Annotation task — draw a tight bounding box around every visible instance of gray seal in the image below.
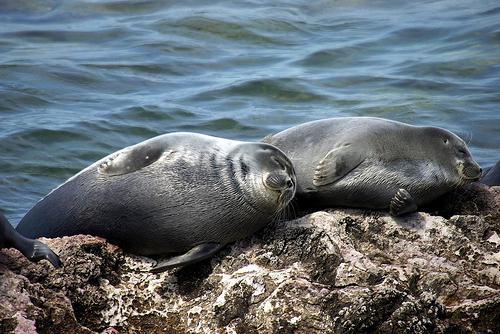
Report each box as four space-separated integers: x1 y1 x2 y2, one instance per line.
16 133 296 272
0 211 61 267
264 117 482 216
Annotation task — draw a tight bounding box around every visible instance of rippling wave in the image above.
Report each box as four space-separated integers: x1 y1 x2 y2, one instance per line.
1 0 499 223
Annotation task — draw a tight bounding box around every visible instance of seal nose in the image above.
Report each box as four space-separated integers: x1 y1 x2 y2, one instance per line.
470 164 482 180
459 161 482 181
265 173 294 192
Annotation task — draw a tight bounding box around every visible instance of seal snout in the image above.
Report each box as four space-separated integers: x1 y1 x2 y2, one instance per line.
263 171 296 208
278 180 296 208
264 172 294 191
459 161 482 181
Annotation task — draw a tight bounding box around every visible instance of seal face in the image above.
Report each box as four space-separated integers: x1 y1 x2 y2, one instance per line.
264 117 481 216
16 133 296 272
0 212 61 267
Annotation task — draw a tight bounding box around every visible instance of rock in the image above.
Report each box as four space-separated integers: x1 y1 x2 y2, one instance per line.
1 184 499 333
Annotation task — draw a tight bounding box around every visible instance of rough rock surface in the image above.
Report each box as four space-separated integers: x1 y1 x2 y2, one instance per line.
1 184 499 334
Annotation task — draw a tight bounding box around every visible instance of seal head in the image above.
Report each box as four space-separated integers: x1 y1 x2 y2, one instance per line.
230 143 296 214
421 127 482 185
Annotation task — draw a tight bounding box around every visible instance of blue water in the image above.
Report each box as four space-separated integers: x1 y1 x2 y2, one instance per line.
1 0 499 224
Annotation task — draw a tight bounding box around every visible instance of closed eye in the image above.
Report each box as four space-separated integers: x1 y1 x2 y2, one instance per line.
272 156 286 171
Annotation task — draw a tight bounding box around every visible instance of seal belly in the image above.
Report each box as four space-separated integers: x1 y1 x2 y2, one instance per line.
309 159 449 209
302 160 397 209
17 162 232 255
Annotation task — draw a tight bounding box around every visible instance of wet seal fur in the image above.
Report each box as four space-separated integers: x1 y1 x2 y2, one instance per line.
264 117 481 216
0 211 61 267
16 133 296 272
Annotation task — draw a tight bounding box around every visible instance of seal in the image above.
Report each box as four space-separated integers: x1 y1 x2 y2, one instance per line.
263 117 482 215
16 132 296 272
0 211 61 267
481 160 500 186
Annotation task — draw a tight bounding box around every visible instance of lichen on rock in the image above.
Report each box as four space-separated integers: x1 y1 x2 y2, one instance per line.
1 184 499 333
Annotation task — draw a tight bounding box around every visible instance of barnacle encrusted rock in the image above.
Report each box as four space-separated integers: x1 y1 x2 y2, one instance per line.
1 184 498 333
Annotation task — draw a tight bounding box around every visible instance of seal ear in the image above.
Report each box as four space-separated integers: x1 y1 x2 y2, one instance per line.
313 145 364 187
150 242 222 273
98 141 166 176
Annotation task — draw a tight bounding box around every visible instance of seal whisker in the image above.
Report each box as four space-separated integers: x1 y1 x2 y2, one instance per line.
466 132 473 145
289 203 296 220
288 198 298 220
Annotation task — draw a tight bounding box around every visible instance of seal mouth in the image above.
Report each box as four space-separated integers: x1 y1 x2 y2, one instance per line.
262 171 296 210
277 187 295 209
460 174 481 181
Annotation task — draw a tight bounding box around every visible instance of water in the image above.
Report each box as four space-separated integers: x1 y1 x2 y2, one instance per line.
1 0 499 224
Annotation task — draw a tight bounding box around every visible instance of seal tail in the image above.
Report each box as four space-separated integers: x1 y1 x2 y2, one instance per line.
1 211 62 268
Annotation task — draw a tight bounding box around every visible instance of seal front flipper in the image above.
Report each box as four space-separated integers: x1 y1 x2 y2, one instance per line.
313 145 364 187
150 242 222 273
98 140 166 176
390 188 418 216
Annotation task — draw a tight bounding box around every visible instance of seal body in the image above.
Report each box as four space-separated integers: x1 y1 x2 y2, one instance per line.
0 212 61 267
264 117 481 215
17 133 295 270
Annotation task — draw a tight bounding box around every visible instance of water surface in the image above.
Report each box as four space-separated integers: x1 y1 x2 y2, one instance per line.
1 0 499 223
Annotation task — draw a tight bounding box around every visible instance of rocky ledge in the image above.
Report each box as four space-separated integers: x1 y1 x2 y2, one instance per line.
1 184 499 334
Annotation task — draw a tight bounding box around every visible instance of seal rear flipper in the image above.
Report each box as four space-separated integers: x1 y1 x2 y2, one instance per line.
30 240 62 267
1 212 62 268
150 242 222 273
98 140 166 176
313 145 364 187
14 236 62 268
390 188 418 216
